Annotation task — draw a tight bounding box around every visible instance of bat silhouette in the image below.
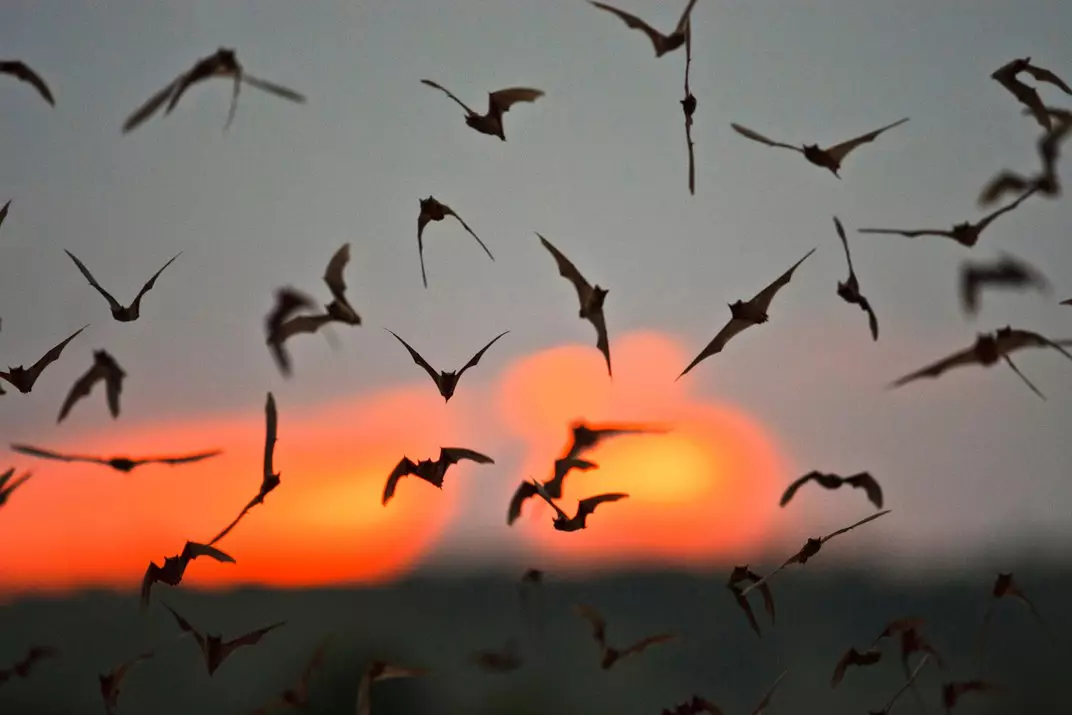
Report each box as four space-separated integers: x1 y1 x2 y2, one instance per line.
416 196 494 288
100 651 154 715
141 540 235 608
682 17 697 196
0 324 87 393
780 470 884 509
57 349 126 423
470 638 524 673
421 79 543 141
0 60 54 105
518 568 545 632
1061 298 1072 305
872 617 927 646
563 420 668 460
531 478 628 532
538 233 613 376
251 637 331 714
740 511 891 596
731 117 909 177
831 646 883 688
382 447 494 505
163 602 285 675
575 603 677 669
941 680 1000 713
833 217 878 340
727 565 776 637
11 443 221 473
506 456 597 525
869 653 932 715
0 199 9 230
265 287 319 377
0 467 32 510
65 250 180 322
978 572 1050 652
990 57 1071 131
751 669 789 715
0 646 57 686
678 248 815 379
959 252 1050 315
320 242 362 325
979 107 1072 205
888 326 1072 400
859 188 1036 248
661 695 726 715
588 0 700 57
357 660 427 715
210 393 279 545
385 328 509 401
123 47 304 134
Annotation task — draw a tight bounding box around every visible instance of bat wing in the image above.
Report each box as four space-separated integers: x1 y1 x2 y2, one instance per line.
382 457 418 505
420 78 476 115
977 171 1033 207
537 233 594 310
677 318 752 379
751 248 815 313
675 0 702 35
456 330 509 379
225 621 286 652
385 329 442 385
417 211 431 288
833 216 854 274
129 252 182 313
820 509 891 543
577 492 628 521
149 450 223 466
730 123 802 152
588 2 668 56
974 189 1036 232
685 113 696 195
11 443 104 465
182 541 237 564
241 74 306 103
823 117 909 164
619 633 677 659
439 447 495 467
442 205 494 260
0 60 55 105
778 472 818 507
888 344 981 388
749 669 788 715
587 309 613 377
858 295 879 341
262 391 278 481
122 76 182 133
274 314 334 342
574 604 608 647
960 266 982 315
507 480 539 525
845 472 884 509
323 243 359 320
162 602 206 650
66 250 122 313
730 587 761 636
858 227 953 239
57 361 107 424
998 328 1072 361
488 87 544 114
1001 355 1046 400
0 200 9 229
1002 75 1052 129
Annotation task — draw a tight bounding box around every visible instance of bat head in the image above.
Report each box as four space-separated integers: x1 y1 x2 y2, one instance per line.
94 350 124 373
215 48 240 70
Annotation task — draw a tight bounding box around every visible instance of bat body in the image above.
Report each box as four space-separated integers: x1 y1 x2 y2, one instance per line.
421 79 543 140
65 250 180 322
860 188 1036 248
731 118 909 177
11 442 221 473
163 603 285 675
0 60 54 105
382 447 494 505
0 325 88 393
506 456 597 525
57 349 126 423
100 652 154 715
959 253 1049 315
386 328 508 401
780 470 884 509
942 680 1000 713
833 217 878 340
531 479 628 531
0 646 58 686
979 108 1072 205
417 196 494 288
831 646 882 687
210 393 279 545
141 540 235 608
678 248 815 379
265 287 319 377
727 565 776 637
0 468 32 510
575 603 677 670
588 0 700 57
357 661 427 715
991 57 1071 131
123 48 304 134
682 18 696 195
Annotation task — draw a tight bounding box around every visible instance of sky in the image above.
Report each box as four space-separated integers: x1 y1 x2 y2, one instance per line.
1 0 1071 595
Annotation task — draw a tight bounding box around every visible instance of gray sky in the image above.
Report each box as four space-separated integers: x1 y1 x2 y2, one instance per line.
1 0 1071 585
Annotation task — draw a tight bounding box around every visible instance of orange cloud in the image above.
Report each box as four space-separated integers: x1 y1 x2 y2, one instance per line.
497 330 790 570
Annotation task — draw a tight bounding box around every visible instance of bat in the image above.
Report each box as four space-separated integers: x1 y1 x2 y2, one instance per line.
470 638 524 673
731 117 909 177
0 60 54 105
506 456 597 525
11 443 221 473
65 250 181 322
661 695 726 715
574 603 677 669
678 248 815 379
251 637 331 714
990 57 1071 131
57 349 126 423
941 680 1000 713
0 199 9 230
979 108 1072 205
141 540 235 608
357 660 427 715
740 511 891 596
321 242 362 325
382 447 494 505
682 18 697 195
751 669 788 715
0 646 57 686
959 252 1050 315
869 653 931 715
0 324 88 393
0 468 32 510
872 617 927 645
265 287 318 376
831 646 883 688
727 565 776 637
779 470 884 509
859 188 1037 247
416 196 494 288
210 393 280 545
888 325 1072 400
530 478 628 532
588 0 700 57
518 568 545 633
123 48 304 134
563 420 668 461
385 328 509 401
421 79 543 140
833 217 878 340
538 233 613 376
978 572 1051 652
1061 298 1072 305
163 602 285 675
268 243 363 346
99 651 154 715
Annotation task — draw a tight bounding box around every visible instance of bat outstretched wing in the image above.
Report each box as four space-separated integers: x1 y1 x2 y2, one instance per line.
148 450 223 466
275 314 334 342
752 248 816 313
65 251 123 313
750 669 788 715
225 621 286 652
538 233 594 309
974 188 1037 233
57 361 107 423
820 509 891 543
823 117 909 164
833 217 854 274
888 344 982 388
420 79 477 116
978 171 1033 207
0 61 55 105
1023 64 1072 94
588 309 613 377
620 633 677 659
323 243 360 320
858 227 954 239
162 602 206 649
443 205 494 260
439 447 495 467
845 472 884 509
382 457 418 505
778 472 818 507
574 604 608 647
241 74 306 103
588 2 666 55
1002 355 1046 400
182 541 236 564
129 252 182 313
123 76 183 133
507 480 539 525
677 318 752 379
577 492 628 521
730 123 802 152
488 87 544 114
456 331 509 379
24 325 89 390
385 329 441 385
11 443 104 465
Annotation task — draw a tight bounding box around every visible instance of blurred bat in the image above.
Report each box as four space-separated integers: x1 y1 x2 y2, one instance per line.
0 646 58 686
751 669 788 715
682 18 696 195
321 243 362 325
565 419 668 461
99 651 153 715
1061 298 1072 305
385 328 508 401
470 638 523 673
123 47 304 134
0 467 32 510
833 217 878 340
531 479 628 532
357 660 427 715
538 233 613 377
941 680 1000 713
978 572 1051 652
979 108 1072 205
991 57 1071 131
65 250 181 322
678 248 815 378
661 695 726 715
421 79 543 141
141 540 235 608
382 447 494 505
0 60 54 105
0 324 87 393
252 637 331 714
727 565 776 637
731 117 909 177
898 625 947 712
859 188 1036 247
507 457 597 525
210 393 279 545
959 252 1050 315
831 646 883 688
57 349 126 423
869 653 931 715
163 602 285 675
872 616 926 645
588 0 700 57
12 443 221 473
779 470 884 509
0 199 9 230
574 603 677 669
265 287 319 377
416 196 494 288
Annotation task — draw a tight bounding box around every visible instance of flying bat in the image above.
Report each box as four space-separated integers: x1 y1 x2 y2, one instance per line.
0 324 87 393
0 60 54 105
123 47 304 134
265 286 319 377
416 196 494 289
1061 298 1072 305
0 468 32 510
538 233 613 376
65 250 181 322
740 511 891 596
320 242 362 325
0 646 58 686
780 470 884 509
163 603 285 676
420 79 543 140
833 217 878 340
385 328 508 401
382 447 494 505
831 646 883 688
751 669 788 715
727 565 776 637
978 572 1050 651
588 0 700 57
563 420 667 461
100 651 154 715
979 108 1072 205
959 252 1050 315
357 660 427 715
470 638 524 673
682 18 697 195
253 638 331 714
872 617 927 646
574 603 677 670
57 349 126 423
141 540 234 608
210 393 279 545
887 326 1072 400
11 443 221 473
942 680 1000 713
731 117 909 177
990 57 1071 131
678 248 815 379
0 199 9 230
506 456 597 525
859 188 1036 248
531 479 628 532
